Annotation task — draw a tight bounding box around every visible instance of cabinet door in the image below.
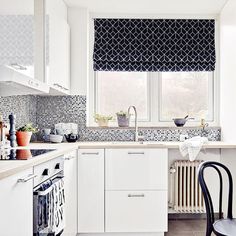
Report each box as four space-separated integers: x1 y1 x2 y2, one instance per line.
45 0 70 93
64 150 77 236
106 149 168 190
106 190 168 233
78 149 105 233
0 168 34 236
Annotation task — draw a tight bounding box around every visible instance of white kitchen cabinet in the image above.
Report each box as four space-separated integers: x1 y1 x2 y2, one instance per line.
106 148 168 190
106 190 168 233
35 0 70 95
78 149 105 233
46 0 70 94
105 148 168 233
63 150 78 236
0 168 34 236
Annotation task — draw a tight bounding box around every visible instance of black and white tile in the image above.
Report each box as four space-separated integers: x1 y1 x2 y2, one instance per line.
36 95 221 142
0 95 37 128
0 95 221 141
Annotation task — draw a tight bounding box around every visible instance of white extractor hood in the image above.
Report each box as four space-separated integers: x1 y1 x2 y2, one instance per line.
0 65 50 96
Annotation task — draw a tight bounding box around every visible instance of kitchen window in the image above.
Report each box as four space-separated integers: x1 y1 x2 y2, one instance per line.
89 71 215 126
89 16 218 127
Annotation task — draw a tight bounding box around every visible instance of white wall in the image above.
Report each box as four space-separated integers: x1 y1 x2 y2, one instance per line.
68 7 89 95
0 0 33 14
220 0 236 141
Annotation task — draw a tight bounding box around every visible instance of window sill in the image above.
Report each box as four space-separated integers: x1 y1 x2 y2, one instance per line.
86 126 221 130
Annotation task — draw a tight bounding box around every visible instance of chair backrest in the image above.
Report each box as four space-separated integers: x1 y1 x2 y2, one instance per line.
198 161 233 230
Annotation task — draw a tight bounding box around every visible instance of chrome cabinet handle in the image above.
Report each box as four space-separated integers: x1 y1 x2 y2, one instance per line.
53 83 69 91
17 174 37 183
128 194 145 198
128 152 145 155
81 152 99 155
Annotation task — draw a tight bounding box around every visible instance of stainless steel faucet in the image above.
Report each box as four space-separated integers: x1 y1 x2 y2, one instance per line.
128 105 142 142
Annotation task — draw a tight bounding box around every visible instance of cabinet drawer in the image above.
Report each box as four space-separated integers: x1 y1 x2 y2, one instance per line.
105 190 168 232
33 156 64 187
105 149 168 190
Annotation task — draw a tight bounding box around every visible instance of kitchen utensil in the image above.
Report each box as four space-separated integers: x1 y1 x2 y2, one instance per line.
41 128 51 135
55 123 78 135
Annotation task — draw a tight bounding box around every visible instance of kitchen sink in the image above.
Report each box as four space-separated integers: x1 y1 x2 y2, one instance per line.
109 141 165 146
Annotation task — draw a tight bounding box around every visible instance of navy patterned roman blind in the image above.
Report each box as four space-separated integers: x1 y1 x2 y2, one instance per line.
93 19 216 72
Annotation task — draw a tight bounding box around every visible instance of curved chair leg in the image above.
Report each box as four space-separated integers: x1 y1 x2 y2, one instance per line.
206 226 213 236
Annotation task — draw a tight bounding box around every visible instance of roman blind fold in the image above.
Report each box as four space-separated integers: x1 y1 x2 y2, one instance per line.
93 19 216 72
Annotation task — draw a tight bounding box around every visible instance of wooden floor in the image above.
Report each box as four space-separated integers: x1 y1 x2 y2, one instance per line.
165 219 215 236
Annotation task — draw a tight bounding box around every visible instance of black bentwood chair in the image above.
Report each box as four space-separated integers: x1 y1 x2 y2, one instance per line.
198 161 236 236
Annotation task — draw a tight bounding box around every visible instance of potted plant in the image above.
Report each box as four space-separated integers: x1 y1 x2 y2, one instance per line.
116 111 130 127
16 123 38 146
94 114 113 127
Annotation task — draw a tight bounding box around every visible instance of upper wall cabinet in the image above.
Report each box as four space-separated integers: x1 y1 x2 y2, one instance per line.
46 0 70 94
0 0 50 96
35 0 70 95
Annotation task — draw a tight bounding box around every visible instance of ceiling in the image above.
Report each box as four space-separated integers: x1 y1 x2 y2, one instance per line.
64 0 228 15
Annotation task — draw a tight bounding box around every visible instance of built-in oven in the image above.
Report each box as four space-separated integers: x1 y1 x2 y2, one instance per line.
33 156 65 236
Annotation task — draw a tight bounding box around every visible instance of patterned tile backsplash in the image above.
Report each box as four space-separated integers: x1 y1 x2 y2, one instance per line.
0 95 221 141
0 95 37 128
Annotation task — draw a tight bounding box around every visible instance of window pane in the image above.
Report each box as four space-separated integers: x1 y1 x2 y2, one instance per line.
96 72 149 120
160 72 213 121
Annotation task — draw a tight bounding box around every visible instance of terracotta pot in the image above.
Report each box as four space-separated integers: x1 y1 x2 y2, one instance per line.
16 131 32 146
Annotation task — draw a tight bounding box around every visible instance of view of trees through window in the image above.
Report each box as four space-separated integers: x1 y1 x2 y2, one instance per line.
96 72 149 120
95 71 214 123
160 72 213 121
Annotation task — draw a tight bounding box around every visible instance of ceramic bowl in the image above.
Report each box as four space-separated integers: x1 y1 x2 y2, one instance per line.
173 118 187 127
49 134 63 143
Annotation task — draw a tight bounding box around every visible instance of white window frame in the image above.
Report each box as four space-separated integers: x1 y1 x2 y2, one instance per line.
87 13 219 127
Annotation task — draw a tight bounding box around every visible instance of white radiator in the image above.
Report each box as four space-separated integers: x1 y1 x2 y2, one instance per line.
173 160 205 213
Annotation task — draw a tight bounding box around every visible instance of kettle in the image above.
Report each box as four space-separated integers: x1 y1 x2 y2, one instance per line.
64 133 80 143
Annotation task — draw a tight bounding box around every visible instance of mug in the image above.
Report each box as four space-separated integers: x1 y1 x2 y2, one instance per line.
41 128 51 135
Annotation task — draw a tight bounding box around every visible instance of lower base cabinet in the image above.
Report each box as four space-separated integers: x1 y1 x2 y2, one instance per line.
0 168 34 236
105 190 168 233
78 149 105 233
77 148 168 234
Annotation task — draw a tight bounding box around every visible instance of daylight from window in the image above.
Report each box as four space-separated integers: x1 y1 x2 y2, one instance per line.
95 71 214 123
160 72 213 121
96 72 149 120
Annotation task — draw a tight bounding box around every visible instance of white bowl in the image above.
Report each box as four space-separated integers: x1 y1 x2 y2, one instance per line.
49 134 63 143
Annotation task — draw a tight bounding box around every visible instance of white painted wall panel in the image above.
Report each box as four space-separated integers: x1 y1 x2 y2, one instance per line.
220 0 236 141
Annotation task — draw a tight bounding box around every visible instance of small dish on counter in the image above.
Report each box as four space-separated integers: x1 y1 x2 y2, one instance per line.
64 133 80 143
49 134 63 143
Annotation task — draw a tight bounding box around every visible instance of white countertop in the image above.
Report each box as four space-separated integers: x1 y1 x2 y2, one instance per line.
29 141 236 149
0 141 236 180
